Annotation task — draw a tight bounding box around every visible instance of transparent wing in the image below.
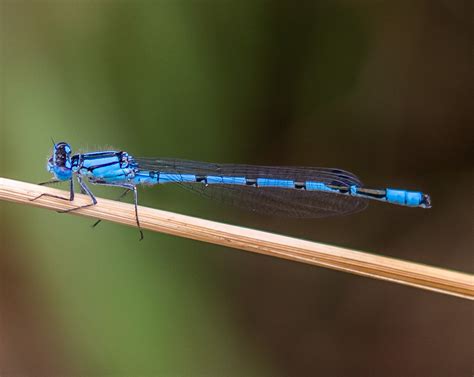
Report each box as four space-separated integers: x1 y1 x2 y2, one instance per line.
135 158 368 217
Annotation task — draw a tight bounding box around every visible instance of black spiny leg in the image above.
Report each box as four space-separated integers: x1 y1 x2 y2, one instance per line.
30 177 75 202
92 188 131 228
89 182 143 240
57 175 96 213
131 185 143 241
38 179 61 186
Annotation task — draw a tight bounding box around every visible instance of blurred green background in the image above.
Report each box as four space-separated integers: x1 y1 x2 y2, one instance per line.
1 1 472 376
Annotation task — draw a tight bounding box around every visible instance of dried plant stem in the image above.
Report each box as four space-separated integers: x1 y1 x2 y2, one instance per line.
1 177 472 300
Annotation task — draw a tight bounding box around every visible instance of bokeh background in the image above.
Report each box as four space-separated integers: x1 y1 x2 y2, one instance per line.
1 1 472 376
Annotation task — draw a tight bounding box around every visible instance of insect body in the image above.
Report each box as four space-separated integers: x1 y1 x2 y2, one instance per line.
34 142 431 239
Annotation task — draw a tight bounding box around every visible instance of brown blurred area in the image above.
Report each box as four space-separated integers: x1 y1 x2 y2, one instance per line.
226 2 473 376
1 1 472 376
0 234 74 376
225 2 473 376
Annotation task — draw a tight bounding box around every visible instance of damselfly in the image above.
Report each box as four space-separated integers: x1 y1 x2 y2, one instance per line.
33 142 431 239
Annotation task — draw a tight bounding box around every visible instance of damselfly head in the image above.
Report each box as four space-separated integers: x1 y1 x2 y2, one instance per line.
47 141 73 180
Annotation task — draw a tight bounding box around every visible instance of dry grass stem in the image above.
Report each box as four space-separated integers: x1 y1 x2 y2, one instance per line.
1 177 472 300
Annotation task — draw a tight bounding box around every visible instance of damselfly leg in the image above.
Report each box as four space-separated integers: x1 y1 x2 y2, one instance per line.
92 188 131 228
38 179 61 186
56 175 97 213
90 182 143 240
30 178 75 202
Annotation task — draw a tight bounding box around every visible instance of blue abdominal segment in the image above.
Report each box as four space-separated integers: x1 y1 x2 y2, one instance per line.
305 182 339 192
385 189 424 207
206 176 247 185
159 173 197 184
256 178 294 188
